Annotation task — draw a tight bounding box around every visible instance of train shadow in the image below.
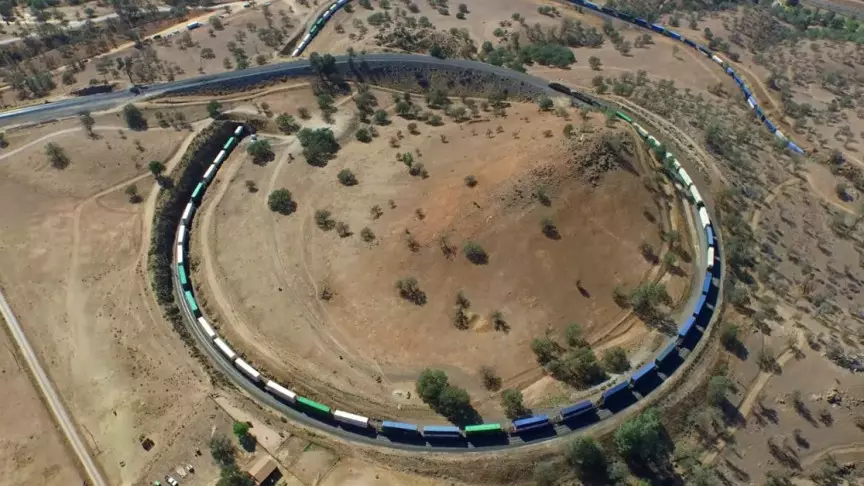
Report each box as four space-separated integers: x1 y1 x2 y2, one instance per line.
466 433 510 448
515 425 558 443
381 431 426 446
425 436 469 448
603 391 637 413
561 411 600 431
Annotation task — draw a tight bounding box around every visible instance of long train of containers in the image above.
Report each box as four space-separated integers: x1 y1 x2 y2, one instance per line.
562 0 805 156
174 91 720 446
291 0 352 57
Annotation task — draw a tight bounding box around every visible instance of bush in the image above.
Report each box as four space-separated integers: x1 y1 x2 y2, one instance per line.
534 186 551 206
314 209 335 230
565 323 588 348
462 241 488 264
246 139 274 164
479 365 501 391
360 227 375 242
602 347 630 373
124 183 141 203
373 109 389 125
297 128 340 166
541 217 559 238
436 385 472 423
720 323 739 349
335 221 351 237
209 434 235 468
501 389 527 419
207 100 222 119
122 104 147 130
537 95 553 111
267 189 296 215
276 113 301 134
614 408 668 463
464 175 477 187
706 375 733 405
355 127 372 142
567 436 608 480
45 142 70 169
408 162 428 178
531 337 560 365
337 169 358 186
396 277 426 305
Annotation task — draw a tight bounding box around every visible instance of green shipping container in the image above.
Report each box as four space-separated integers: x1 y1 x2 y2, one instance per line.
615 111 633 123
184 290 198 314
178 265 188 287
464 423 503 434
223 137 235 150
191 182 204 201
297 396 331 414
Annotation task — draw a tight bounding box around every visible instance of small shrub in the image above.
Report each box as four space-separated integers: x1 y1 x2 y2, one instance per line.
439 235 457 259
337 168 358 186
370 204 383 219
464 175 478 187
534 186 551 206
541 217 559 239
491 310 509 332
356 127 372 142
336 221 351 238
124 184 141 203
244 180 258 193
462 241 488 264
314 209 335 230
409 162 428 178
602 347 630 373
361 227 375 242
396 277 426 305
479 365 501 391
267 188 296 215
405 232 420 252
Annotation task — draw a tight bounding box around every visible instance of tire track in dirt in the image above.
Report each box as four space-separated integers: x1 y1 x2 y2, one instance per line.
0 125 129 162
702 328 804 465
800 442 864 468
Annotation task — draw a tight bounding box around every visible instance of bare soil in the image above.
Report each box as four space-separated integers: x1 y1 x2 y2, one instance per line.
190 86 691 421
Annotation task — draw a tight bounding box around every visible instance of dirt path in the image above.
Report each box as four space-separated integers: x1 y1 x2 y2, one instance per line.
750 177 798 228
799 442 864 468
702 329 804 465
148 82 312 107
0 125 130 161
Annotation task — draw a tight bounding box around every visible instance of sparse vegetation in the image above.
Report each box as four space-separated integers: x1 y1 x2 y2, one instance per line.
314 209 335 230
337 169 358 186
501 389 528 419
462 241 488 264
268 189 296 215
396 277 426 305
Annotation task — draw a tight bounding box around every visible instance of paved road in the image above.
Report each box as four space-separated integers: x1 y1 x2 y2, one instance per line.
0 289 107 486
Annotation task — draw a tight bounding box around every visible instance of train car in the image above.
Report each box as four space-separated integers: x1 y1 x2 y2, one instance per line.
754 106 766 121
334 410 369 428
667 154 682 171
650 23 665 34
301 33 312 45
678 315 697 339
191 182 204 202
764 119 777 133
512 415 550 432
701 272 712 295
233 125 244 137
560 400 594 420
788 142 804 155
634 17 648 27
696 45 711 57
746 96 756 110
177 224 186 245
234 358 261 381
706 247 715 271
583 1 600 11
599 5 615 15
223 137 235 151
214 338 236 360
775 130 786 141
182 202 194 223
698 207 710 228
178 264 189 288
464 423 503 435
706 226 715 247
618 11 634 22
214 150 227 166
571 91 596 106
381 420 420 435
666 30 682 40
422 425 461 438
197 316 216 339
630 362 657 385
677 167 693 188
646 135 660 148
632 123 648 138
691 185 704 207
655 341 679 366
683 38 697 49
600 381 631 405
568 0 586 5
176 244 185 265
548 82 572 95
297 396 331 415
265 380 297 403
615 111 633 123
184 290 198 315
711 54 724 65
203 164 216 184
725 66 734 76
732 75 743 87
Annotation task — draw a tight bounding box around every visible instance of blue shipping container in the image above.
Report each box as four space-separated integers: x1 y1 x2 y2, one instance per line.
602 381 631 401
618 12 634 21
634 18 648 27
765 119 777 133
561 400 594 418
679 315 697 338
683 38 697 48
655 341 679 364
422 425 461 436
668 31 682 40
695 295 708 316
583 1 599 10
726 67 734 76
701 273 712 295
630 362 657 383
706 226 714 246
382 421 419 433
650 23 665 33
513 415 550 430
568 0 586 5
788 142 804 154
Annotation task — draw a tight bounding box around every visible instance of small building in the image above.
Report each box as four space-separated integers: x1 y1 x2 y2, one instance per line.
247 456 279 486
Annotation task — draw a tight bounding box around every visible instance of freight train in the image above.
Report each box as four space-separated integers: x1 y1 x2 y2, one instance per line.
291 0 352 57
173 97 720 446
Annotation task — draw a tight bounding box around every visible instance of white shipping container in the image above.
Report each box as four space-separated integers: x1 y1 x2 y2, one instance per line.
334 410 369 428
234 358 261 381
214 338 236 360
178 225 186 245
677 167 693 187
647 136 660 147
265 380 297 402
698 207 710 228
203 164 216 181
747 97 756 109
711 54 723 65
233 126 244 136
706 247 715 270
775 130 786 140
690 186 703 206
197 316 216 339
176 244 184 264
182 202 193 222
214 150 227 165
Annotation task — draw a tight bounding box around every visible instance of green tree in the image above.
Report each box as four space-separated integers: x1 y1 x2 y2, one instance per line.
566 436 608 480
462 241 488 264
531 337 560 365
706 375 734 406
614 408 668 463
122 104 147 130
267 189 296 215
209 15 224 30
246 139 274 164
209 434 235 468
124 184 140 203
437 385 473 423
500 388 527 419
297 128 340 166
565 323 588 348
232 421 250 438
589 55 602 70
602 347 630 373
78 110 95 137
148 160 165 177
276 113 301 134
537 95 553 111
337 169 358 186
207 100 223 119
720 323 739 349
355 127 372 142
373 109 389 125
416 369 448 404
217 465 255 486
45 142 70 169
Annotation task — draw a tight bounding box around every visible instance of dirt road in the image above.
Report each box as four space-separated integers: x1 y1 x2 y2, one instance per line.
0 290 107 486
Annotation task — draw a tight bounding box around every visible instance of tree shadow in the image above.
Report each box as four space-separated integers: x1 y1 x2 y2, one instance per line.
577 280 591 298
643 209 657 223
239 434 256 452
725 339 749 361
